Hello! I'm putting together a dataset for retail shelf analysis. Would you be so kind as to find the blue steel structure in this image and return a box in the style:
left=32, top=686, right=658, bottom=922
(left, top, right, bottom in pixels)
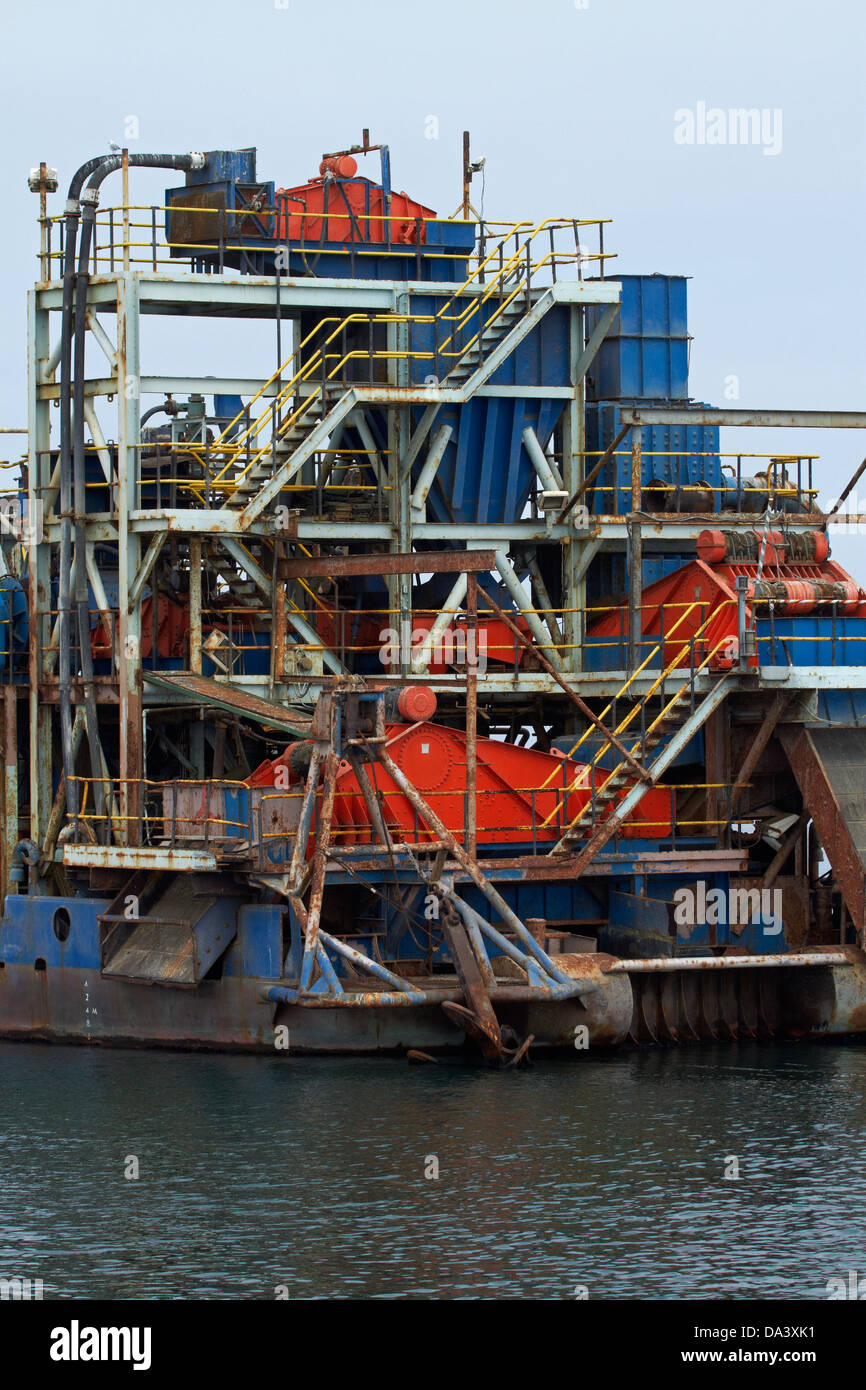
left=3, top=142, right=866, bottom=1057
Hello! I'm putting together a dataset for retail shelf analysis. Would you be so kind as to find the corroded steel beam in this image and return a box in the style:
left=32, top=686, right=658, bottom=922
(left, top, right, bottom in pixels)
left=618, top=408, right=866, bottom=429
left=779, top=724, right=866, bottom=936
left=277, top=548, right=496, bottom=580
left=729, top=692, right=791, bottom=816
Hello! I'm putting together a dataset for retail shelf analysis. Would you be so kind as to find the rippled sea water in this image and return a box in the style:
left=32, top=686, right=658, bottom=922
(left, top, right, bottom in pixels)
left=1, top=1040, right=864, bottom=1299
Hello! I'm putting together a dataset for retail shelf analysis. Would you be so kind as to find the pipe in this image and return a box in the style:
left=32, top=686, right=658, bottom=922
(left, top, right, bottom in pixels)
left=608, top=952, right=850, bottom=973
left=65, top=153, right=205, bottom=832
left=522, top=426, right=564, bottom=493
left=317, top=928, right=426, bottom=997
left=298, top=750, right=339, bottom=991
left=58, top=163, right=106, bottom=820
left=409, top=423, right=453, bottom=513
left=494, top=547, right=564, bottom=670
left=410, top=570, right=467, bottom=673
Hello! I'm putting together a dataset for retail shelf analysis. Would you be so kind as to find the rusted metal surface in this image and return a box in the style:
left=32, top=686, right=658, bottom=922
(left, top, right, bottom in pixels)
left=607, top=952, right=850, bottom=972
left=3, top=688, right=19, bottom=897
left=465, top=572, right=478, bottom=859
left=189, top=535, right=202, bottom=675
left=277, top=548, right=497, bottom=580
left=703, top=703, right=729, bottom=843
left=297, top=748, right=339, bottom=990
left=762, top=810, right=810, bottom=889
left=438, top=895, right=504, bottom=1060
left=143, top=671, right=312, bottom=735
left=779, top=724, right=866, bottom=939
left=729, top=692, right=790, bottom=816
left=62, top=844, right=217, bottom=871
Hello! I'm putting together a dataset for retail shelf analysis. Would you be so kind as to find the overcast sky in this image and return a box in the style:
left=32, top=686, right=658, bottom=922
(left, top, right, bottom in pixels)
left=1, top=0, right=863, bottom=561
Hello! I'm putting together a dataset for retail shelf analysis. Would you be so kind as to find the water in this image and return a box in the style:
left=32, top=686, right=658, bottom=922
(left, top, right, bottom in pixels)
left=1, top=1040, right=864, bottom=1300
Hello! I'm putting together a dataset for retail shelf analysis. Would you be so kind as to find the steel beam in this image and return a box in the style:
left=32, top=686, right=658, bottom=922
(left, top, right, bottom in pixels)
left=62, top=844, right=217, bottom=871
left=729, top=691, right=791, bottom=816
left=618, top=408, right=866, bottom=429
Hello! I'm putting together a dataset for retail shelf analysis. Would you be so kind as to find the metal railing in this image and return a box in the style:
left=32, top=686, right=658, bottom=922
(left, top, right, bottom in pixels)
left=61, top=770, right=726, bottom=864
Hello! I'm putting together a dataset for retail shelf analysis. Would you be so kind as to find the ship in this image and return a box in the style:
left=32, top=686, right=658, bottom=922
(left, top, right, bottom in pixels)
left=2, top=135, right=866, bottom=1061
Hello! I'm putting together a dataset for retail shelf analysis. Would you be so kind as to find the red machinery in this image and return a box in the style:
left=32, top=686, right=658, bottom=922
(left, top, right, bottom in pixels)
left=588, top=529, right=866, bottom=671
left=314, top=601, right=534, bottom=672
left=276, top=156, right=435, bottom=246
left=249, top=719, right=674, bottom=848
left=92, top=594, right=190, bottom=662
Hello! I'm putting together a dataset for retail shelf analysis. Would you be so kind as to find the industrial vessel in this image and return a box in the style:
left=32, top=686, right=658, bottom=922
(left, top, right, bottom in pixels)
left=3, top=136, right=866, bottom=1060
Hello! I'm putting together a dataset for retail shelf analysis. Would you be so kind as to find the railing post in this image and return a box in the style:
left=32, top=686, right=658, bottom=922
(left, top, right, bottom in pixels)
left=466, top=572, right=477, bottom=859
left=736, top=575, right=749, bottom=669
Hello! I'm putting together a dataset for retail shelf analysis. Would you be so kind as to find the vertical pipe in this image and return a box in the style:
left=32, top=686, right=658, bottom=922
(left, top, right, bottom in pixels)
left=4, top=688, right=18, bottom=898
left=189, top=536, right=202, bottom=674
left=28, top=288, right=55, bottom=867
left=38, top=163, right=48, bottom=282
left=411, top=570, right=467, bottom=673
left=628, top=422, right=643, bottom=672
left=121, top=149, right=130, bottom=271
left=466, top=572, right=478, bottom=859
left=274, top=583, right=286, bottom=682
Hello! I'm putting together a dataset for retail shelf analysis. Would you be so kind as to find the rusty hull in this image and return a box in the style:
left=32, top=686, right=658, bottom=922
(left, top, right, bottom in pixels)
left=3, top=950, right=866, bottom=1055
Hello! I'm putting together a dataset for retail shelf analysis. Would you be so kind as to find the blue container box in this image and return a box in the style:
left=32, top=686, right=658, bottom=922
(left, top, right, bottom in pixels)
left=591, top=335, right=689, bottom=400
left=187, top=149, right=257, bottom=186
left=586, top=274, right=690, bottom=400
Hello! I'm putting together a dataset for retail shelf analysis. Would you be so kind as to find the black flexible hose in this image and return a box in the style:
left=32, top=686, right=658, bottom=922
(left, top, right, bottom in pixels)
left=69, top=153, right=201, bottom=836
left=57, top=158, right=106, bottom=820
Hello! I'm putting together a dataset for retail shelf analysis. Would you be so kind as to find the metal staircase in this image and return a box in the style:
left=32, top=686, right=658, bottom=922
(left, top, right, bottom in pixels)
left=539, top=602, right=739, bottom=867
left=560, top=688, right=695, bottom=843
left=194, top=221, right=565, bottom=515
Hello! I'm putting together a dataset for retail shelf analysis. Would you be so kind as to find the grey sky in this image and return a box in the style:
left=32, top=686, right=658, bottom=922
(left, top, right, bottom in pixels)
left=2, top=0, right=863, bottom=559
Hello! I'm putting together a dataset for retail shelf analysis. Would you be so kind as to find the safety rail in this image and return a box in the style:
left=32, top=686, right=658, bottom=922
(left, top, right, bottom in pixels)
left=195, top=218, right=604, bottom=494
left=28, top=441, right=393, bottom=517
left=584, top=448, right=819, bottom=515
left=539, top=602, right=739, bottom=837
left=28, top=584, right=866, bottom=690
left=61, top=772, right=728, bottom=864
left=38, top=203, right=613, bottom=284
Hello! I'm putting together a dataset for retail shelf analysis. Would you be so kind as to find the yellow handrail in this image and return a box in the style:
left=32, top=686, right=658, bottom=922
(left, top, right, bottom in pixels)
left=183, top=218, right=597, bottom=498
left=541, top=602, right=736, bottom=833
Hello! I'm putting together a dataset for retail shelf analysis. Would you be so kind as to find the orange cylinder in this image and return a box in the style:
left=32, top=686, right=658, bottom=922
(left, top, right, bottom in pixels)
left=319, top=155, right=358, bottom=178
